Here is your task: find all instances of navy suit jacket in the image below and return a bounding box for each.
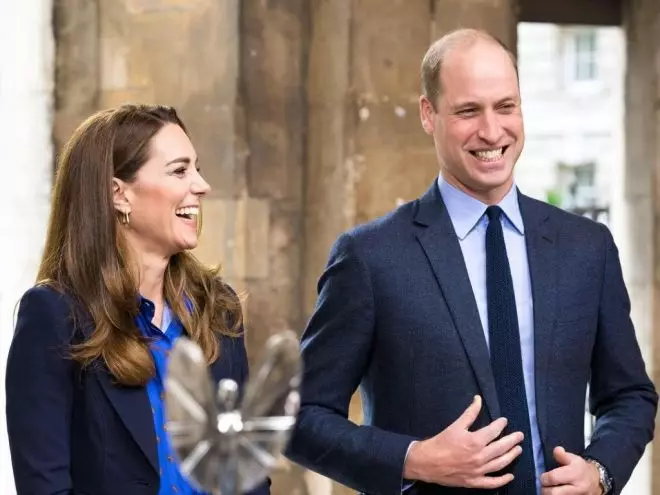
[6,285,271,495]
[286,183,658,495]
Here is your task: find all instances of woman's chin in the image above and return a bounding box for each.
[180,239,199,252]
[167,237,198,255]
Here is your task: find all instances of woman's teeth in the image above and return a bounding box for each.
[175,206,199,219]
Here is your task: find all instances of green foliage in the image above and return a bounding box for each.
[546,189,562,206]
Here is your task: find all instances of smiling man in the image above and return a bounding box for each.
[286,29,657,495]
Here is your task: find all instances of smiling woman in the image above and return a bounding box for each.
[5,104,270,495]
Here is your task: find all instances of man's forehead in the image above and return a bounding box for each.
[439,45,519,100]
[442,40,515,75]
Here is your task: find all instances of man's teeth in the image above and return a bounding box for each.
[175,206,199,218]
[473,148,504,161]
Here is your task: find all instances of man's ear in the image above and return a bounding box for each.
[419,95,436,135]
[112,178,131,214]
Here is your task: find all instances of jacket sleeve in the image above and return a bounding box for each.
[583,226,658,494]
[286,233,417,495]
[6,286,75,495]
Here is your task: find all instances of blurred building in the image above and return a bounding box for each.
[517,23,626,226]
[1,1,658,494]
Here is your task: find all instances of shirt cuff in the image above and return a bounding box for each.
[401,440,418,492]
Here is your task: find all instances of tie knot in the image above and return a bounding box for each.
[486,205,503,222]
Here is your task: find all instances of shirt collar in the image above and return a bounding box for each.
[137,296,180,336]
[161,303,173,331]
[437,175,524,239]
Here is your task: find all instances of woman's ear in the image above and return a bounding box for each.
[112,178,131,215]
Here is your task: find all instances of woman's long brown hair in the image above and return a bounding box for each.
[37,104,241,386]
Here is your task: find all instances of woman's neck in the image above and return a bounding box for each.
[133,248,169,307]
[123,234,171,327]
[138,252,169,328]
[138,254,168,305]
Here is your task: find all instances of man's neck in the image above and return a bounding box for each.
[440,171,514,206]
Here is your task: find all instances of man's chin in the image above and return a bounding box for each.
[481,159,514,178]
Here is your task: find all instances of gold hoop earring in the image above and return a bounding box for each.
[120,211,130,226]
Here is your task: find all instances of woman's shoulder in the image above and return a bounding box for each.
[15,283,82,341]
[19,283,74,310]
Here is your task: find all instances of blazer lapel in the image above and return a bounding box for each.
[413,183,501,421]
[95,366,160,473]
[519,192,558,448]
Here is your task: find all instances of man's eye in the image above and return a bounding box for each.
[173,167,186,176]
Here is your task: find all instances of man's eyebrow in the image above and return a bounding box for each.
[450,96,518,111]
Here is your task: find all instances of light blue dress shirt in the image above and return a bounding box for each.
[438,176,545,493]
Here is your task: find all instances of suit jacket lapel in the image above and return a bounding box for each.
[66,302,160,474]
[95,365,160,473]
[96,367,160,472]
[413,183,501,421]
[518,192,557,447]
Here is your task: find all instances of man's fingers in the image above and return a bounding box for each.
[541,485,573,495]
[541,466,574,487]
[479,445,522,475]
[453,395,483,430]
[474,416,509,445]
[552,446,577,466]
[480,430,524,461]
[468,473,515,490]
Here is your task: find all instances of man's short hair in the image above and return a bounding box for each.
[421,28,519,109]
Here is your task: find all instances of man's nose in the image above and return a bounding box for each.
[477,111,504,144]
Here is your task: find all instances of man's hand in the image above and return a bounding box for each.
[403,395,524,489]
[540,447,602,495]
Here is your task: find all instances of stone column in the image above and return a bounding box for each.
[53,0,99,151]
[621,2,660,494]
[433,0,518,47]
[234,2,309,493]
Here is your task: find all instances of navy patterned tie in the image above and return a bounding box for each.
[485,205,536,494]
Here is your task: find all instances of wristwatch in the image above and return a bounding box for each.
[585,457,613,494]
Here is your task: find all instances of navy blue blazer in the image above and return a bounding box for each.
[286,183,658,495]
[6,285,271,495]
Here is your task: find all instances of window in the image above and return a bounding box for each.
[555,161,596,208]
[553,161,609,224]
[573,31,598,81]
[563,29,598,83]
